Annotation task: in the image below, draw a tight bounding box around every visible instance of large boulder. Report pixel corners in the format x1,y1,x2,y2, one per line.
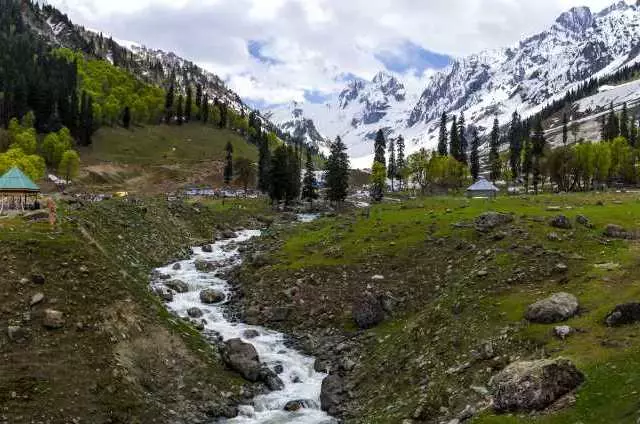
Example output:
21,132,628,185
152,286,174,302
165,280,189,293
195,259,217,272
475,212,514,232
200,288,225,304
201,244,213,253
490,358,584,412
352,294,385,329
187,307,204,318
525,293,579,324
43,309,65,329
605,302,640,327
222,338,261,382
320,374,346,416
550,215,572,230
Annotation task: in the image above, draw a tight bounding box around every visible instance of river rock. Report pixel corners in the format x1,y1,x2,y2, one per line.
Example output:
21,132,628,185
165,280,189,293
243,329,260,339
31,274,45,285
222,338,261,382
172,263,182,270
550,215,572,230
352,293,385,329
8,325,26,342
260,368,285,391
604,224,635,239
201,244,213,253
43,309,65,329
200,288,225,304
195,259,217,272
605,302,640,327
525,293,579,323
320,374,345,415
284,400,309,412
222,230,237,239
153,286,174,302
30,292,45,306
475,212,514,232
187,307,203,318
576,215,594,229
490,358,584,412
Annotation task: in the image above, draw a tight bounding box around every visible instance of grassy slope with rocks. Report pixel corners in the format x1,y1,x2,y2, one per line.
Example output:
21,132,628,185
76,124,258,193
0,197,274,423
233,193,640,424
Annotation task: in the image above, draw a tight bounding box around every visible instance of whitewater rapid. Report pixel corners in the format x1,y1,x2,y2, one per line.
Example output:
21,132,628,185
152,228,335,423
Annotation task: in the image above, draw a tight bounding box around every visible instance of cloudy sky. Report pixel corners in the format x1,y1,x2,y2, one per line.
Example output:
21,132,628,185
48,0,627,106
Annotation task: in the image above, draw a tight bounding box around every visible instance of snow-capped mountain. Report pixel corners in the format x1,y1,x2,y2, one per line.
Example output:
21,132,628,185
267,1,640,168
266,70,429,164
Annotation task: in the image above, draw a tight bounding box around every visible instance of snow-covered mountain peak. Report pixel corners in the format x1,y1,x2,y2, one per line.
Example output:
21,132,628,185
553,6,594,34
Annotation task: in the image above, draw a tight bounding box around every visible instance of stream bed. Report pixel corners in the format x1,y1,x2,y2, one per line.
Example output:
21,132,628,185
152,229,335,423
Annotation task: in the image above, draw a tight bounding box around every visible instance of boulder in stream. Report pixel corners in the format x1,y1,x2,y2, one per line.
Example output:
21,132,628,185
222,338,262,382
320,374,346,416
200,288,225,304
165,280,189,293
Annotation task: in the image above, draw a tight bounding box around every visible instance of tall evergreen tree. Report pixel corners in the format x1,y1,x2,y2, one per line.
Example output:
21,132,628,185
620,102,629,141
286,145,301,203
606,102,619,140
219,101,227,129
185,85,193,122
165,80,175,124
489,117,501,181
387,137,396,191
631,116,638,148
176,95,184,125
224,141,233,185
302,150,318,204
438,112,448,156
396,135,406,189
449,115,460,161
470,129,480,181
122,106,131,129
269,145,289,204
458,113,467,164
600,114,607,142
521,138,533,193
258,133,271,193
201,94,209,124
508,111,522,180
326,136,350,205
195,84,203,120
562,113,568,145
531,119,546,194
374,129,386,167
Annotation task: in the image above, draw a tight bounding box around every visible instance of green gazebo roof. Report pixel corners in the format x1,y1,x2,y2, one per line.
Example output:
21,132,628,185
0,167,40,192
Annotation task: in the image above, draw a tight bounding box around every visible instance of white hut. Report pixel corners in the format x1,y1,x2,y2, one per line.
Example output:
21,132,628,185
466,177,499,198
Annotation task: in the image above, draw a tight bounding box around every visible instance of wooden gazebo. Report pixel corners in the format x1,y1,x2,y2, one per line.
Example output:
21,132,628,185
0,167,41,213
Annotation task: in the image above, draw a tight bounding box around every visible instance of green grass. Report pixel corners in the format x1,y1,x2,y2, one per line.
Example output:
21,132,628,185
85,124,258,166
261,192,640,423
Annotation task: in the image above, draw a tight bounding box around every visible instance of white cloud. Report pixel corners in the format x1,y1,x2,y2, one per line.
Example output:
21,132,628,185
48,0,631,104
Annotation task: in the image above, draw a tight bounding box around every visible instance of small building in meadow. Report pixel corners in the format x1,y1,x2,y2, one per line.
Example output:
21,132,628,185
0,167,41,212
466,177,499,198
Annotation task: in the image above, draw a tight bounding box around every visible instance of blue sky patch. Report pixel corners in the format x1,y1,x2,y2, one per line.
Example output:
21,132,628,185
375,41,451,74
247,40,282,65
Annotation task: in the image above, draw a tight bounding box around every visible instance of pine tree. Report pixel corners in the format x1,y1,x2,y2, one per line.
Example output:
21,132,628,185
286,145,301,203
489,117,501,181
195,84,203,120
521,138,533,193
449,115,460,161
165,80,175,124
224,141,233,185
258,133,271,193
374,129,386,167
269,145,289,204
326,136,350,205
620,102,629,141
396,135,406,189
531,119,546,194
185,85,193,122
387,137,396,191
122,106,131,129
470,129,480,181
458,113,467,164
508,111,521,180
302,150,318,204
201,94,209,124
562,113,568,145
630,117,638,148
176,95,184,125
600,115,607,141
438,112,448,156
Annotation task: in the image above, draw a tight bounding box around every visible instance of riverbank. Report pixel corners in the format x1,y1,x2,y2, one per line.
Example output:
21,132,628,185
0,197,277,423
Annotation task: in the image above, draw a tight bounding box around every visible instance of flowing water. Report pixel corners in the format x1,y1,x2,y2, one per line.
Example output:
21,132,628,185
152,229,336,424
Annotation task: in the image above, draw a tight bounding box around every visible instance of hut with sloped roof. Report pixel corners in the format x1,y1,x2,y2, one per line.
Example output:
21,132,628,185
466,177,499,198
0,167,41,212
